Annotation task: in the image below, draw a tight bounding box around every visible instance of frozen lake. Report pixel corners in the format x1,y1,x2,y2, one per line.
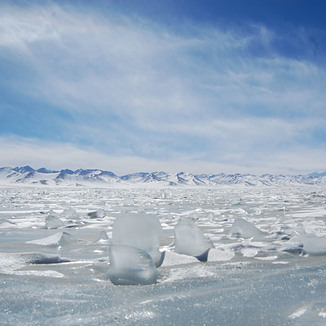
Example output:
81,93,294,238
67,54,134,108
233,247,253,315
1,185,326,325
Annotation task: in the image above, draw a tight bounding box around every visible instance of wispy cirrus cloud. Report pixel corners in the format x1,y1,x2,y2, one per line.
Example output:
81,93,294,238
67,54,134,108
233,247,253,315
0,1,325,173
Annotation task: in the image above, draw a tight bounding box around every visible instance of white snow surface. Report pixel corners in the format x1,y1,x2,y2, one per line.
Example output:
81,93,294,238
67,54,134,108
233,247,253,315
1,185,326,325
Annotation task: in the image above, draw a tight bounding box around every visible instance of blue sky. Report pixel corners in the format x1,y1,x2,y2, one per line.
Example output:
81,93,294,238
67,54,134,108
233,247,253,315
1,0,326,174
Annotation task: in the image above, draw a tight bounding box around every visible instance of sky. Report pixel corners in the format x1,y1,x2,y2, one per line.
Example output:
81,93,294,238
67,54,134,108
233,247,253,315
1,0,326,175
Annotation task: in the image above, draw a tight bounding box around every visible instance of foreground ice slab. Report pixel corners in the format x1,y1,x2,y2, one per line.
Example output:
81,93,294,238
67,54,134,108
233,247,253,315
174,217,214,261
230,217,268,240
112,213,164,267
108,245,158,285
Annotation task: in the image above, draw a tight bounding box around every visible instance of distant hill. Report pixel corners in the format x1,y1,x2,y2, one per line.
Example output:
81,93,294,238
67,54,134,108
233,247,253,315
0,166,325,187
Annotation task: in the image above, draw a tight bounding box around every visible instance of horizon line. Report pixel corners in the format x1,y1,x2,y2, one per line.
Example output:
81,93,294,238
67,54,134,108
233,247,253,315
1,165,325,177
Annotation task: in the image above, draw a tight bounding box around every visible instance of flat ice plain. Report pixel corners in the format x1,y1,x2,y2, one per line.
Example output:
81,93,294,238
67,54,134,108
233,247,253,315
1,185,326,325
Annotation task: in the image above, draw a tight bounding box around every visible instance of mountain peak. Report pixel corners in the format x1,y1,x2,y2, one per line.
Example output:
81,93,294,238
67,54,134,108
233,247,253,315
13,165,35,174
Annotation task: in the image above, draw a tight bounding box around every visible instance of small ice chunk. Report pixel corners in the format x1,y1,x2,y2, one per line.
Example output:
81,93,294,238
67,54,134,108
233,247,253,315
174,217,214,261
87,209,105,219
318,312,326,319
292,232,326,256
87,212,98,219
208,248,234,261
45,215,64,229
289,307,308,319
96,208,105,217
0,253,70,274
280,240,304,254
123,197,135,206
21,253,70,264
254,255,278,261
104,202,112,210
0,253,25,273
159,189,171,199
0,218,13,224
160,190,166,199
230,218,268,240
62,207,79,219
241,248,259,258
108,245,157,285
112,213,164,267
161,251,198,267
138,206,145,213
207,212,215,222
27,232,74,247
0,218,14,228
14,270,65,278
95,231,110,244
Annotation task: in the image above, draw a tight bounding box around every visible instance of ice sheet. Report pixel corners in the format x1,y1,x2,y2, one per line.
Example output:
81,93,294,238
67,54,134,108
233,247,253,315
1,186,326,325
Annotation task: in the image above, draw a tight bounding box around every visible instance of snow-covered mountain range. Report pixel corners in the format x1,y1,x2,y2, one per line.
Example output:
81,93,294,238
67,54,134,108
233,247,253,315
1,166,326,187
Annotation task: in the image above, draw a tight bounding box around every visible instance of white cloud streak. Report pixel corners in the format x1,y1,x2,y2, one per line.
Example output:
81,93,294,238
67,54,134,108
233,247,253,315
0,2,325,173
